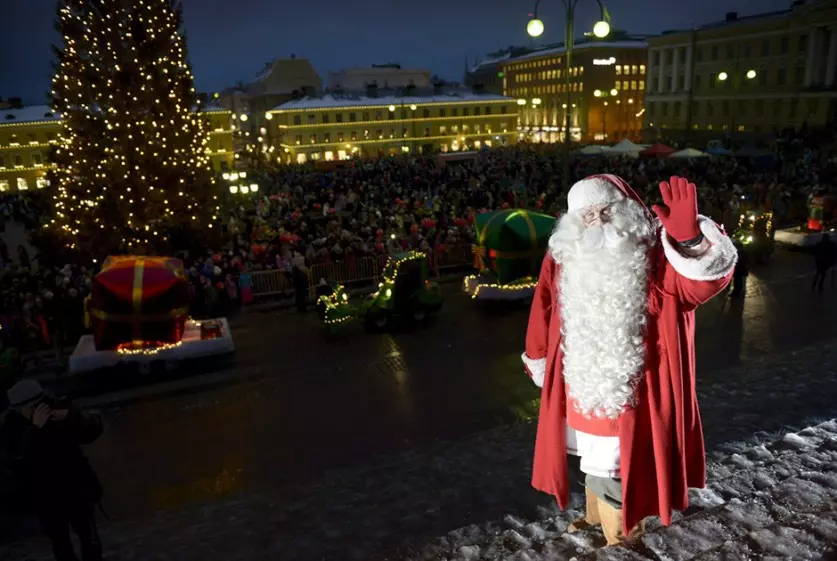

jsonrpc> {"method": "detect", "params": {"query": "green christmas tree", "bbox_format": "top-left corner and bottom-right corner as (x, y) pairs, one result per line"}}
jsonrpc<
(48, 0), (220, 258)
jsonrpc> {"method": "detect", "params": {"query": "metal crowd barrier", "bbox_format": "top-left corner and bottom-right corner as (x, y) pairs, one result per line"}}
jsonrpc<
(247, 245), (474, 301)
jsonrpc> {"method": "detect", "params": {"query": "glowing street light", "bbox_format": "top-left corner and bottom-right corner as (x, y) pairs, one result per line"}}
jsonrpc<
(610, 88), (618, 96)
(746, 69), (757, 79)
(527, 18), (545, 37)
(388, 105), (396, 112)
(410, 104), (417, 110)
(517, 98), (527, 105)
(594, 89), (602, 97)
(239, 114), (248, 121)
(592, 20), (611, 38)
(718, 72), (729, 81)
(264, 112), (273, 120)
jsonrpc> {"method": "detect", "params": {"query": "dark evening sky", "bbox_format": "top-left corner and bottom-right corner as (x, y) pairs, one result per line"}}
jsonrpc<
(1, 0), (792, 105)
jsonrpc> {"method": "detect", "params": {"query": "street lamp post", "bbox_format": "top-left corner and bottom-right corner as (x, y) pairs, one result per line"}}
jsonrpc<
(717, 69), (757, 146)
(527, 0), (611, 192)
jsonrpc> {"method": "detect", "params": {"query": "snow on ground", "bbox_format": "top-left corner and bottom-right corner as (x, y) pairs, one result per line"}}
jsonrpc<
(5, 339), (837, 560)
(400, 420), (837, 561)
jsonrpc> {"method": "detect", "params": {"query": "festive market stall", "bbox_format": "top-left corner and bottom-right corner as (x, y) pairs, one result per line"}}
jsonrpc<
(464, 209), (556, 300)
(639, 143), (675, 158)
(317, 251), (443, 331)
(71, 256), (234, 374)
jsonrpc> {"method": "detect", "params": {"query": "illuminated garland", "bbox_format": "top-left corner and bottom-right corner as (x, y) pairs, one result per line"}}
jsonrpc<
(465, 274), (539, 299)
(735, 211), (773, 245)
(318, 284), (355, 325)
(48, 0), (221, 254)
(370, 251), (425, 299)
(116, 340), (183, 356)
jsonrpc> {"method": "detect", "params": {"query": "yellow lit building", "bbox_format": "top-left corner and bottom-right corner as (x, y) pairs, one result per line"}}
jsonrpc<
(268, 91), (518, 163)
(0, 105), (234, 192)
(645, 0), (837, 143)
(501, 38), (649, 143)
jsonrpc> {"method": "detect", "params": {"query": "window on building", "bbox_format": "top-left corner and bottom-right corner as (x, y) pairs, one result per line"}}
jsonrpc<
(363, 111), (370, 120)
(722, 100), (730, 116)
(474, 107), (480, 116)
(375, 110), (383, 120)
(310, 134), (317, 143)
(439, 109), (446, 117)
(424, 127), (430, 137)
(440, 125), (447, 134)
(780, 36), (789, 54)
(336, 113), (343, 122)
(640, 64), (646, 75)
(743, 44), (752, 58)
(630, 80), (636, 90)
(0, 155), (4, 168)
(501, 106), (507, 114)
(709, 73), (717, 88)
(711, 46), (718, 60)
(623, 65), (630, 75)
(463, 107), (470, 116)
(47, 132), (56, 142)
(350, 131), (357, 141)
(398, 110), (405, 119)
(388, 128), (395, 138)
(622, 80), (629, 90)
(323, 133), (331, 143)
(349, 112), (356, 122)
(755, 99), (764, 117)
(0, 180), (7, 192)
(32, 152), (42, 166)
(376, 129), (383, 138)
(787, 100), (796, 119)
(778, 68), (787, 85)
(293, 115), (301, 125)
(16, 178), (27, 191)
(807, 98), (818, 118)
(307, 114), (315, 124)
(707, 102), (714, 117)
(485, 106), (492, 115)
(674, 101), (682, 118)
(295, 135), (302, 144)
(13, 155), (22, 167)
(388, 110), (395, 120)
(726, 44), (735, 59)
(452, 125), (459, 132)
(693, 74), (702, 90)
(631, 65), (638, 75)
(794, 65), (805, 85)
(737, 99), (746, 115)
(759, 70), (767, 86)
(690, 101), (698, 116)
(661, 103), (668, 117)
(322, 114), (330, 123)
(337, 132), (344, 142)
(762, 39), (771, 56)
(696, 47), (703, 62)
(647, 102), (655, 118)
(799, 34), (808, 53)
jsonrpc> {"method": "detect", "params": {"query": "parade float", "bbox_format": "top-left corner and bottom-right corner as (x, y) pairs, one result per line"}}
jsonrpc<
(71, 256), (234, 374)
(316, 251), (443, 332)
(734, 208), (775, 263)
(464, 209), (556, 300)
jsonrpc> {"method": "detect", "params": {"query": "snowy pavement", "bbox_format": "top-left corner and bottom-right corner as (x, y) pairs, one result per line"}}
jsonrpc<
(403, 420), (837, 561)
(5, 337), (837, 560)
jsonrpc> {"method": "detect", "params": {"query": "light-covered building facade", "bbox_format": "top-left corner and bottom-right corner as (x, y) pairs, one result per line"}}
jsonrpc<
(500, 38), (649, 143)
(268, 91), (518, 163)
(645, 0), (837, 143)
(0, 105), (235, 192)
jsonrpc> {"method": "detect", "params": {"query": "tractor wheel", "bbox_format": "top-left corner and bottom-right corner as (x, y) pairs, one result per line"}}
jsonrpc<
(365, 312), (390, 332)
(412, 308), (427, 322)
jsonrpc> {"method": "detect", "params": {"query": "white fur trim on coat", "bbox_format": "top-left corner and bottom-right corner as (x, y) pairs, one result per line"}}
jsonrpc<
(567, 177), (625, 212)
(660, 215), (738, 281)
(521, 353), (546, 388)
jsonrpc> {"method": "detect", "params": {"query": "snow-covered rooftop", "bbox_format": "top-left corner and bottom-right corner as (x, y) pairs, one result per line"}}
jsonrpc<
(508, 40), (647, 62)
(271, 92), (513, 112)
(470, 52), (513, 72)
(0, 105), (60, 125)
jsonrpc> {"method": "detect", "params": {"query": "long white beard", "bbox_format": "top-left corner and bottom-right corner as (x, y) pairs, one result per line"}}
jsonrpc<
(549, 199), (655, 419)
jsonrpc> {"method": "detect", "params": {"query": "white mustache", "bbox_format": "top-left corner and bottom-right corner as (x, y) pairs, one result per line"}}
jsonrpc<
(577, 223), (626, 252)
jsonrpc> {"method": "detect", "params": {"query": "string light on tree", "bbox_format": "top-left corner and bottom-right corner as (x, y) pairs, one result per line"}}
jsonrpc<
(48, 0), (220, 259)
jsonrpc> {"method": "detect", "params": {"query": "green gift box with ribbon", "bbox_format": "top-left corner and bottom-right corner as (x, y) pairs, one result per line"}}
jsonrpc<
(472, 209), (556, 284)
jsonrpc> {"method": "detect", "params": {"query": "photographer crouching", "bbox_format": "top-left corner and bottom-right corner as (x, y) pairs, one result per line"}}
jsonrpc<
(0, 380), (103, 561)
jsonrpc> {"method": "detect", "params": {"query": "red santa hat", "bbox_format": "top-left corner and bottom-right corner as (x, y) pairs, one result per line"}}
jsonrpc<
(567, 174), (654, 222)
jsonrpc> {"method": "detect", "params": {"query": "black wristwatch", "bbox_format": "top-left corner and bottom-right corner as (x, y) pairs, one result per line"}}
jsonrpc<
(678, 233), (705, 248)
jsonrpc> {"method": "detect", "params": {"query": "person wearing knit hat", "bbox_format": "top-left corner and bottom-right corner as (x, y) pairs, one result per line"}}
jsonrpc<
(522, 175), (737, 546)
(1, 380), (104, 560)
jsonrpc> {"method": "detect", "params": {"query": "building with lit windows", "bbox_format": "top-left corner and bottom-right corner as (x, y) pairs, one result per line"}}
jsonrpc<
(500, 37), (649, 142)
(268, 90), (518, 163)
(644, 0), (837, 144)
(0, 104), (235, 192)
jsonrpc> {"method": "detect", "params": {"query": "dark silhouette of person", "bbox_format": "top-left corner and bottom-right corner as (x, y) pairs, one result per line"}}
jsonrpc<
(812, 234), (837, 293)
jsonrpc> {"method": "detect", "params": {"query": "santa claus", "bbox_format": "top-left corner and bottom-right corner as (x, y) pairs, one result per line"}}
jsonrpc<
(521, 174), (736, 545)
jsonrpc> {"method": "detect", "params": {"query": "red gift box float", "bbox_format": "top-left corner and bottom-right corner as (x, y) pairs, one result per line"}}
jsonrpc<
(88, 256), (190, 351)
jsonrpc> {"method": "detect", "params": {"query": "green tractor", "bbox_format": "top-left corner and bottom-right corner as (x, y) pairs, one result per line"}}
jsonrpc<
(316, 251), (443, 332)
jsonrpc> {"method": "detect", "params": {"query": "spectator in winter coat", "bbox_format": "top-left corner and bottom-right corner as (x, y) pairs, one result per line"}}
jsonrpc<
(0, 380), (104, 561)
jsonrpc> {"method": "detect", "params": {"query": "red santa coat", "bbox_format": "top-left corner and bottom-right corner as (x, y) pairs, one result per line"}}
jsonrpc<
(522, 214), (736, 534)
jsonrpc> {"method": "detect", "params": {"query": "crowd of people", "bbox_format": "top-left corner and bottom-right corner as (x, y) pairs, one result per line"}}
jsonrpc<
(0, 138), (831, 384)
